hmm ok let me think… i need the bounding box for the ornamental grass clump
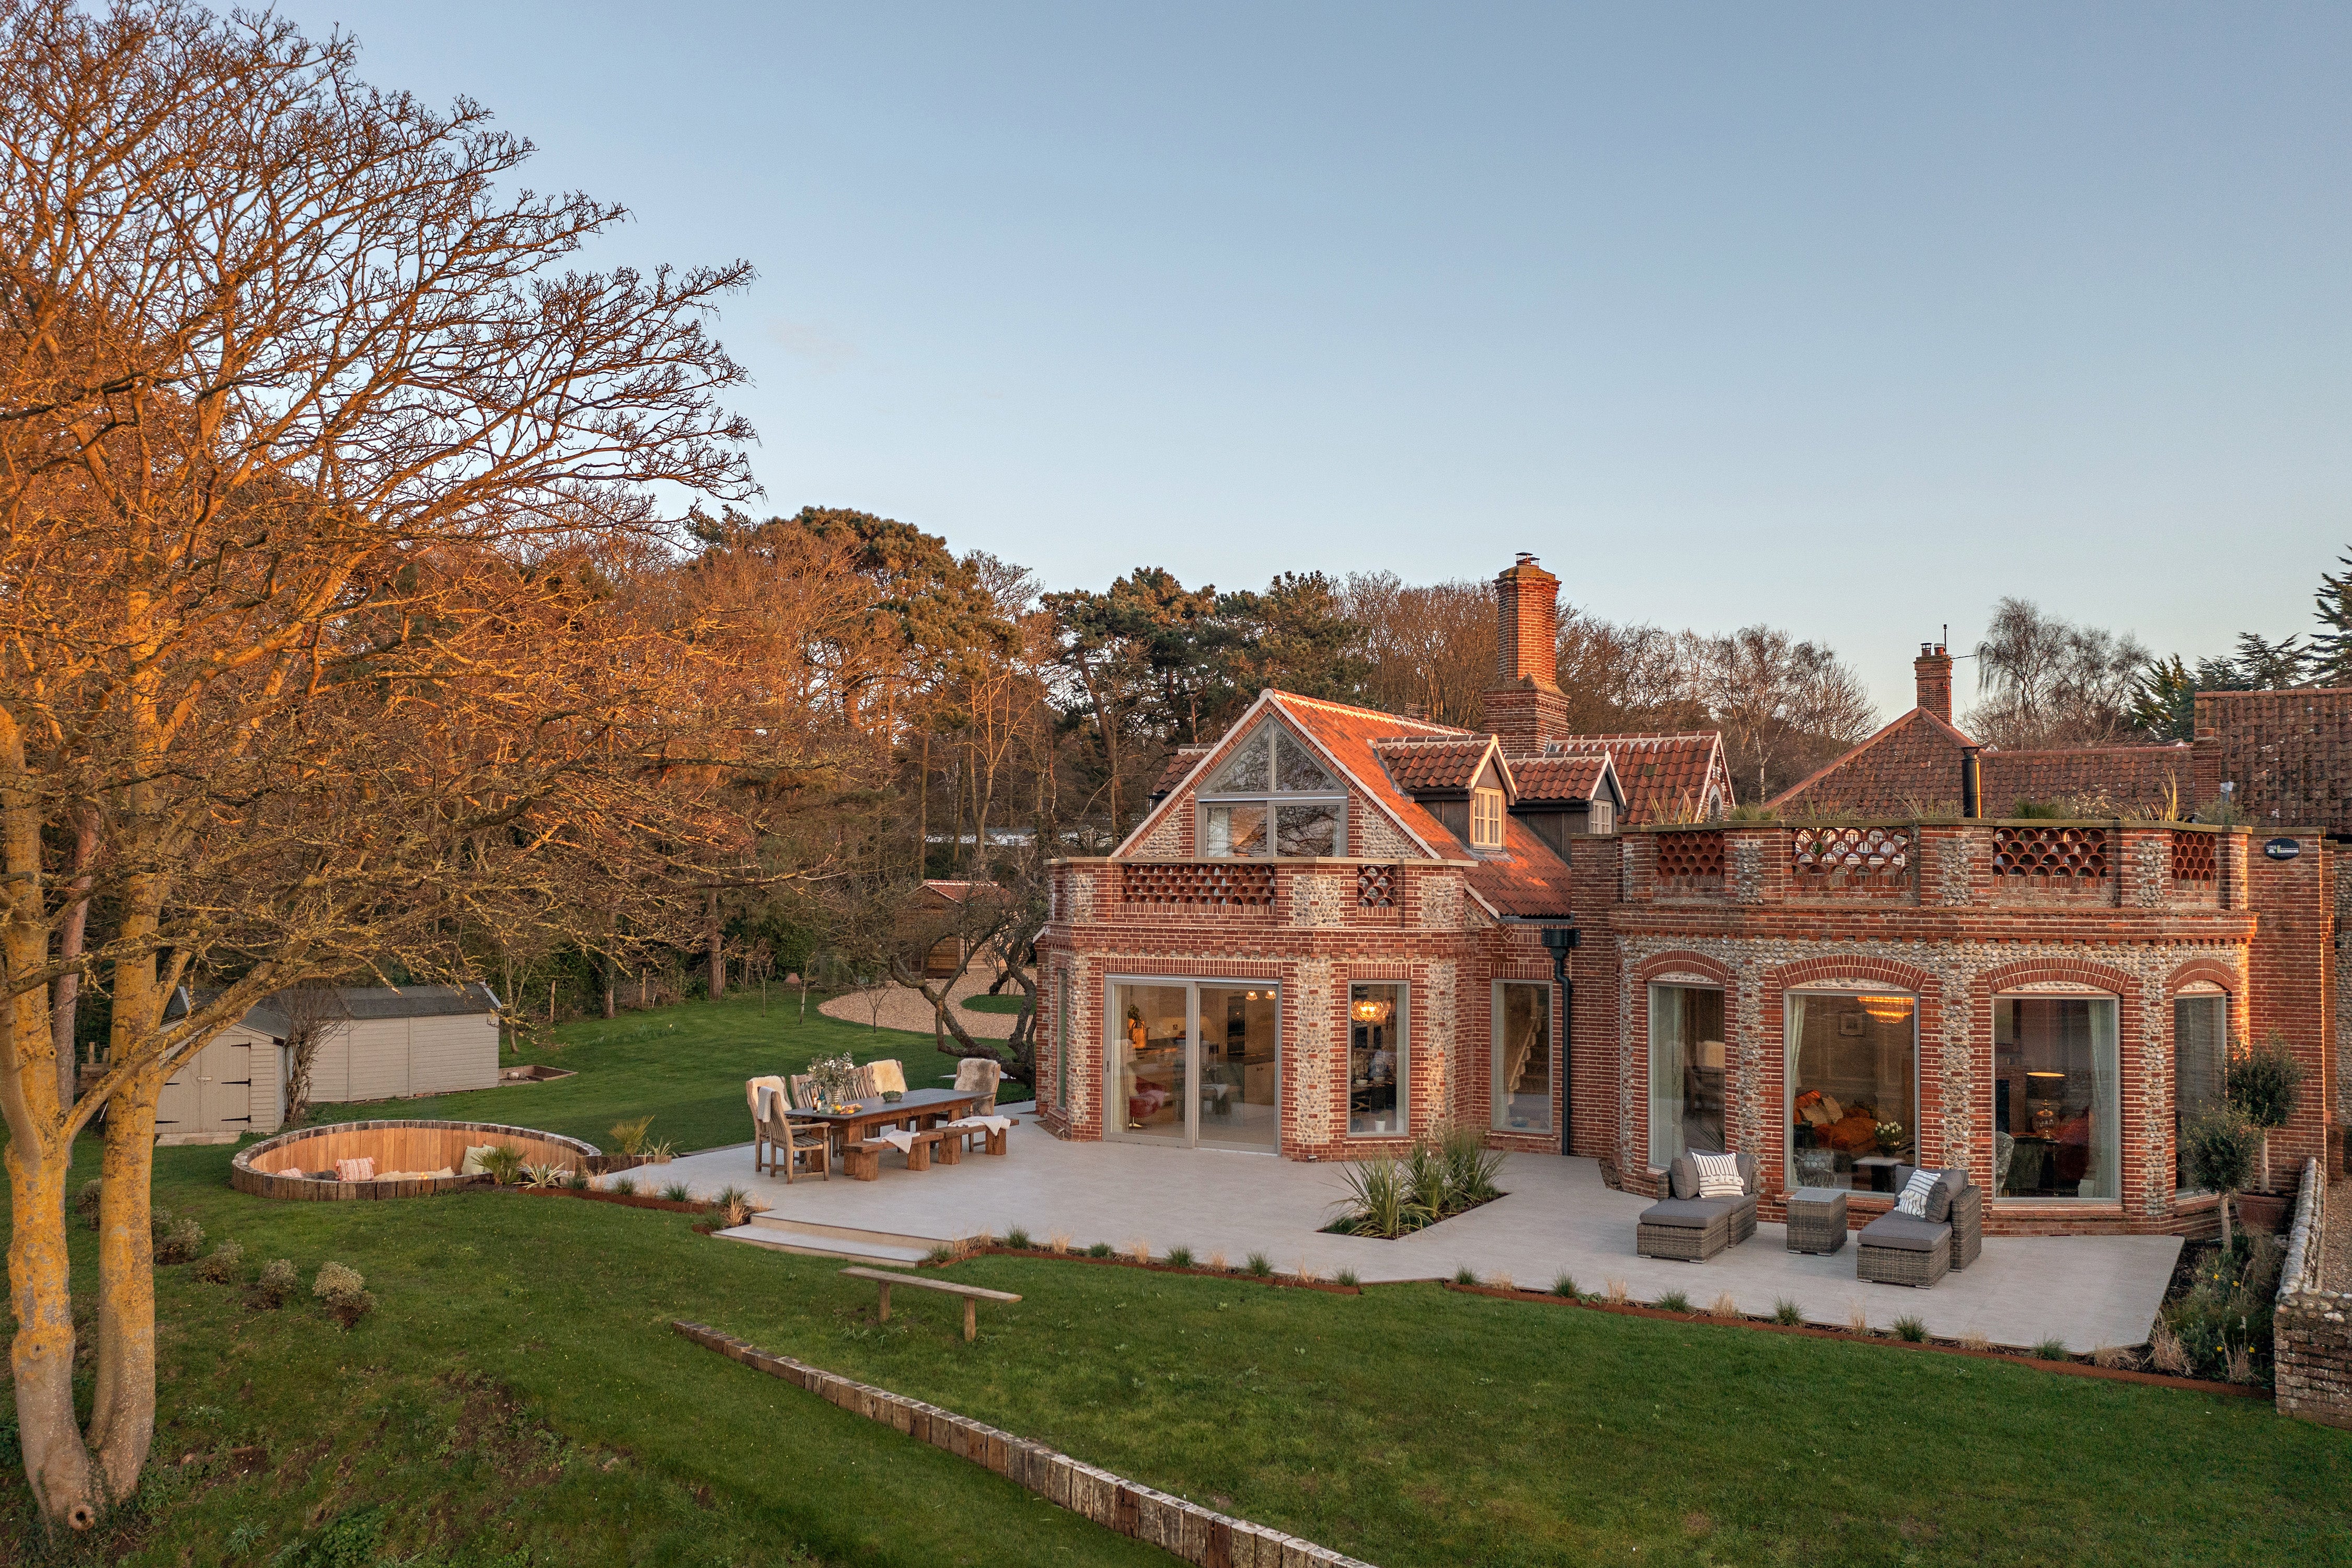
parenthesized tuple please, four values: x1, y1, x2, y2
(1333, 1123, 1508, 1238)
(1247, 1252, 1273, 1278)
(1336, 1267, 1361, 1288)
(660, 1182, 691, 1204)
(609, 1114, 655, 1155)
(1164, 1244, 1194, 1268)
(1772, 1298, 1804, 1327)
(1552, 1272, 1579, 1299)
(1893, 1315, 1927, 1343)
(1655, 1289, 1691, 1313)
(1087, 1241, 1113, 1259)
(314, 1262, 376, 1326)
(255, 1259, 298, 1308)
(193, 1240, 245, 1284)
(1004, 1226, 1033, 1251)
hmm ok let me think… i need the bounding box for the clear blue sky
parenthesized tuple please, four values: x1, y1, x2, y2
(290, 1, 2351, 716)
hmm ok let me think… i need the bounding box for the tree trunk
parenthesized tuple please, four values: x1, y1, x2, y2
(917, 729, 930, 880)
(2219, 1189, 2235, 1252)
(3, 1141, 96, 1530)
(706, 889, 724, 1001)
(85, 1069, 160, 1502)
(50, 808, 98, 1112)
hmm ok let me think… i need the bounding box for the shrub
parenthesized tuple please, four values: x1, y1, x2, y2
(2182, 1109, 2265, 1246)
(153, 1213, 205, 1265)
(1655, 1289, 1692, 1313)
(609, 1114, 655, 1155)
(2227, 1033, 2307, 1132)
(1438, 1123, 1505, 1207)
(2033, 1338, 2070, 1362)
(1247, 1252, 1273, 1277)
(256, 1258, 298, 1308)
(1552, 1272, 1579, 1298)
(1893, 1315, 1927, 1343)
(1335, 1156, 1427, 1238)
(1004, 1226, 1032, 1251)
(1163, 1244, 1193, 1268)
(75, 1179, 103, 1230)
(1772, 1298, 1804, 1326)
(660, 1182, 692, 1204)
(2161, 1236, 2277, 1381)
(1087, 1241, 1113, 1259)
(611, 1177, 637, 1197)
(479, 1145, 526, 1186)
(314, 1262, 376, 1325)
(1335, 1267, 1361, 1288)
(194, 1240, 245, 1284)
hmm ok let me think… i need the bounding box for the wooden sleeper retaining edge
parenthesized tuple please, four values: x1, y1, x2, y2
(671, 1321, 1379, 1568)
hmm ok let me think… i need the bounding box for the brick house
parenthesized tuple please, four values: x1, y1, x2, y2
(1033, 558, 2345, 1237)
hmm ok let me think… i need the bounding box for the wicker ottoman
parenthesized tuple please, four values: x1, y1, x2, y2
(1784, 1187, 1848, 1254)
(1636, 1197, 1736, 1262)
(1855, 1217, 1952, 1288)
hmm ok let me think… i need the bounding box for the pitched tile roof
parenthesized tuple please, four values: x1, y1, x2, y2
(1511, 753, 1615, 804)
(1771, 705, 2194, 817)
(1371, 735, 1501, 793)
(1767, 709, 1974, 816)
(1980, 745, 2190, 816)
(1117, 690, 1577, 920)
(1149, 746, 1212, 799)
(1547, 732, 1730, 823)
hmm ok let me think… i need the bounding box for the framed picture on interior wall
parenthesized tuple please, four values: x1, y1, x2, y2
(1839, 1012, 1864, 1037)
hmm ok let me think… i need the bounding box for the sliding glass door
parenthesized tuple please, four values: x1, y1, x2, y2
(1110, 979, 1280, 1150)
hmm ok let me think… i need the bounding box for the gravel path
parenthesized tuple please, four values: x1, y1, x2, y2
(818, 970, 1025, 1041)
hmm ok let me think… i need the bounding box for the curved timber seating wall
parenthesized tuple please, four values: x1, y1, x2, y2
(230, 1120, 601, 1201)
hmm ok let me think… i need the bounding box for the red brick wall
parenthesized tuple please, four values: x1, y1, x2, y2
(2245, 834, 2337, 1181)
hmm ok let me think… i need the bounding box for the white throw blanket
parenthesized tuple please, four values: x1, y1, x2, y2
(945, 1115, 1012, 1136)
(877, 1128, 919, 1154)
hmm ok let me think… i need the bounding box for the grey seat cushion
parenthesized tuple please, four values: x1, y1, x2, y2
(1858, 1212, 1950, 1252)
(1892, 1164, 1967, 1222)
(1642, 1196, 1737, 1229)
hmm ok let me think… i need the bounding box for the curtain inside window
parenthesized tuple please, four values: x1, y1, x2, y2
(1648, 986, 1681, 1169)
(2089, 997, 2119, 1201)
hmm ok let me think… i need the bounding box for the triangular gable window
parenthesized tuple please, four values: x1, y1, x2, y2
(1197, 721, 1346, 858)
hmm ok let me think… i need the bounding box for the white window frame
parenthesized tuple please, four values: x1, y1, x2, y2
(1470, 787, 1505, 849)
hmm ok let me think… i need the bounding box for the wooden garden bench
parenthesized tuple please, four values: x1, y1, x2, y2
(841, 1128, 948, 1181)
(841, 1266, 1020, 1341)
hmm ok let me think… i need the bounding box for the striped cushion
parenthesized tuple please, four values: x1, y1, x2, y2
(1895, 1167, 1941, 1219)
(1692, 1151, 1744, 1198)
(333, 1156, 375, 1182)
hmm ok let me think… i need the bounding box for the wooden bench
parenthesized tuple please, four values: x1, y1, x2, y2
(842, 1266, 1020, 1341)
(841, 1129, 947, 1182)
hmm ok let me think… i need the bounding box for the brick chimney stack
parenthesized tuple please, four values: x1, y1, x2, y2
(1485, 554, 1569, 755)
(1915, 642, 1953, 724)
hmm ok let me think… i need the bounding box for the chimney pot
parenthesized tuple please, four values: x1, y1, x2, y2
(1913, 643, 1955, 725)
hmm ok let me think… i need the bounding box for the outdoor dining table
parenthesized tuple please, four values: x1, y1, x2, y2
(790, 1087, 989, 1164)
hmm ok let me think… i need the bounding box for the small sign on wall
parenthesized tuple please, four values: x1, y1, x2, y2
(2264, 837, 2302, 861)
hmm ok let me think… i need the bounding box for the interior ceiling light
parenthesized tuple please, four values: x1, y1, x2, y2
(1858, 995, 1912, 1022)
(1352, 998, 1394, 1024)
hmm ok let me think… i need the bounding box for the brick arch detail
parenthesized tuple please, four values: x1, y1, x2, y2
(1635, 950, 1736, 988)
(1764, 954, 1934, 997)
(1975, 955, 2137, 998)
(2163, 956, 2242, 998)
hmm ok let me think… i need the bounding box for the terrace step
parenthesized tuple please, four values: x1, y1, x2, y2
(715, 1225, 934, 1266)
(745, 1212, 949, 1252)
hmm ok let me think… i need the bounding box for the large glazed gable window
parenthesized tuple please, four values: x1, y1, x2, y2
(1198, 722, 1347, 857)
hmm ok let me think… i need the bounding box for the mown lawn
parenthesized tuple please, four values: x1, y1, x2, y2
(4, 994, 2349, 1566)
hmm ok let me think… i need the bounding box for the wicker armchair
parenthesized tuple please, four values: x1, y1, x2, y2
(1856, 1166, 1977, 1287)
(1635, 1151, 1759, 1262)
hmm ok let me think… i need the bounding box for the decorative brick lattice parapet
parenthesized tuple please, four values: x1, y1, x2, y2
(2170, 830, 2217, 885)
(671, 1322, 1380, 1566)
(1991, 825, 2111, 892)
(1122, 862, 1276, 907)
(1653, 830, 1725, 889)
(1790, 826, 1913, 896)
(1356, 863, 1398, 908)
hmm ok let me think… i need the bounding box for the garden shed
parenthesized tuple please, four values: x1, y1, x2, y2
(153, 983, 503, 1145)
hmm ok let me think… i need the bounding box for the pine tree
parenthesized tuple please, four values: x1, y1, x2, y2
(2312, 549, 2352, 686)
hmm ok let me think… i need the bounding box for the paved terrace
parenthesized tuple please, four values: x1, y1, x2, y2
(622, 1123, 2181, 1354)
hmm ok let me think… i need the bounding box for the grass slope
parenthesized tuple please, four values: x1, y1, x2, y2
(4, 995, 2347, 1566)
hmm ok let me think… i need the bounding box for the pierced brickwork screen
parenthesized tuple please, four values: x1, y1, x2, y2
(2170, 830, 2217, 884)
(1653, 831, 1725, 880)
(1791, 825, 1913, 880)
(1991, 825, 2109, 881)
(1121, 862, 1276, 907)
(1357, 864, 1398, 908)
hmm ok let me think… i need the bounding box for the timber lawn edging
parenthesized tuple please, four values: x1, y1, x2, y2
(929, 1244, 1364, 1294)
(671, 1321, 1378, 1568)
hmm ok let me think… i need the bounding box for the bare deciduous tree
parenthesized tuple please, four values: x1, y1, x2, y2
(1969, 597, 2151, 750)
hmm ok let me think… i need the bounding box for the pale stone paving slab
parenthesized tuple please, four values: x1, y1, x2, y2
(629, 1123, 2181, 1353)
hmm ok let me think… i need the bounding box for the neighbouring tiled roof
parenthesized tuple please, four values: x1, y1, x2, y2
(1149, 746, 1212, 799)
(1767, 709, 1975, 816)
(1511, 753, 1613, 804)
(1549, 732, 1730, 823)
(1371, 735, 1498, 793)
(917, 879, 1003, 905)
(1980, 745, 2191, 816)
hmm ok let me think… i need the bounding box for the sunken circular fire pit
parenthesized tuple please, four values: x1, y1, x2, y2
(230, 1119, 599, 1201)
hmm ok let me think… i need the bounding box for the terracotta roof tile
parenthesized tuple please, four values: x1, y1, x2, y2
(1511, 754, 1612, 803)
(1371, 736, 1497, 792)
(1548, 733, 1730, 823)
(1149, 746, 1212, 798)
(1771, 706, 2193, 817)
(1767, 709, 1973, 815)
(1981, 745, 2190, 816)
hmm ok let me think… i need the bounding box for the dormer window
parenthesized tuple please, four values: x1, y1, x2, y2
(1470, 787, 1505, 849)
(1198, 724, 1347, 858)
